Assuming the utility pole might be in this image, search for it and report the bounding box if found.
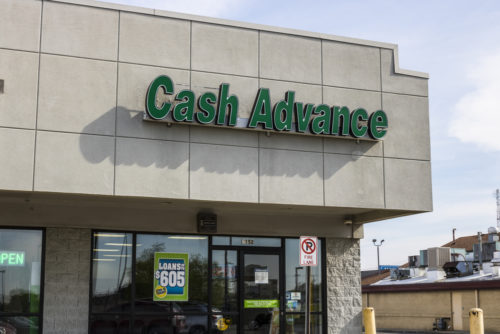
[295,267,303,290]
[478,232,483,270]
[496,189,499,228]
[372,239,385,274]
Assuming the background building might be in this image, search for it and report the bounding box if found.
[362,227,500,332]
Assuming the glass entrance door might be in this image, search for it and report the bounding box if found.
[210,248,282,334]
[241,252,281,334]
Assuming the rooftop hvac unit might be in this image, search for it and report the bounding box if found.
[419,249,428,267]
[488,234,499,242]
[473,243,483,262]
[390,268,411,280]
[428,247,451,270]
[443,261,474,278]
[474,242,500,262]
[408,255,420,268]
[450,248,467,261]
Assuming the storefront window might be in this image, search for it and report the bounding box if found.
[135,234,208,305]
[285,238,322,334]
[211,250,237,312]
[91,232,209,333]
[285,314,322,334]
[90,232,324,334]
[91,232,133,313]
[0,228,43,334]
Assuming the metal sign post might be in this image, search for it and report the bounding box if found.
[300,236,318,334]
[305,266,311,334]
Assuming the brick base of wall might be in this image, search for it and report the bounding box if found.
[326,238,362,334]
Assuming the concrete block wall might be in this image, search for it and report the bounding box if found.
[363,288,500,332]
[43,228,90,334]
[0,0,432,213]
[326,238,362,334]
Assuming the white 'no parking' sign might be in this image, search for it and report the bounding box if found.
[300,236,318,266]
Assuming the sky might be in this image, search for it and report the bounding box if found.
[100,0,500,270]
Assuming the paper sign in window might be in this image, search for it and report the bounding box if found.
[254,268,268,284]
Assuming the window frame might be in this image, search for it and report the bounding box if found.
[89,229,327,334]
[0,226,45,334]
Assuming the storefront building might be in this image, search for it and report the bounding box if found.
[0,0,431,333]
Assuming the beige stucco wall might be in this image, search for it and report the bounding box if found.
[0,0,431,228]
[366,291,452,330]
[479,289,500,332]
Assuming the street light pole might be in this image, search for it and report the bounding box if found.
[372,239,385,274]
[295,267,303,290]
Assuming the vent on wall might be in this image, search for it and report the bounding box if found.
[0,79,4,94]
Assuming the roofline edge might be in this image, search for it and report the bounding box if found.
[43,0,430,79]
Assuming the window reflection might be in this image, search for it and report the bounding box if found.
[285,239,322,312]
[135,234,208,305]
[91,232,133,313]
[285,313,321,334]
[89,314,130,334]
[0,229,42,314]
[0,316,39,334]
[211,250,237,312]
[0,229,43,334]
[89,234,324,334]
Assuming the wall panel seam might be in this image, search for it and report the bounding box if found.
[0,125,37,132]
[113,11,121,196]
[257,30,261,204]
[0,47,39,55]
[382,90,429,98]
[321,40,325,206]
[32,0,45,192]
[380,48,386,209]
[25,128,392,157]
[188,20,192,200]
[24,51,426,97]
[37,51,123,64]
[384,156,431,163]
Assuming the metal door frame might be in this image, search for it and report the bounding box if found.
[209,243,284,334]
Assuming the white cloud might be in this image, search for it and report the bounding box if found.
[449,49,500,151]
[99,0,246,17]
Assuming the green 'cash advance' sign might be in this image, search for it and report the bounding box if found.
[0,251,25,266]
[144,75,388,140]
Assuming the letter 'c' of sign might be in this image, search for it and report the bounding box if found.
[146,75,174,120]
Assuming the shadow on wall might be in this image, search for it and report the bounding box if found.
[79,107,186,170]
[79,107,377,178]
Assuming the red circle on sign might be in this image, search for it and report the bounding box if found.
[301,238,316,254]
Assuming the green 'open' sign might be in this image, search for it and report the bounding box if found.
[0,251,25,266]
